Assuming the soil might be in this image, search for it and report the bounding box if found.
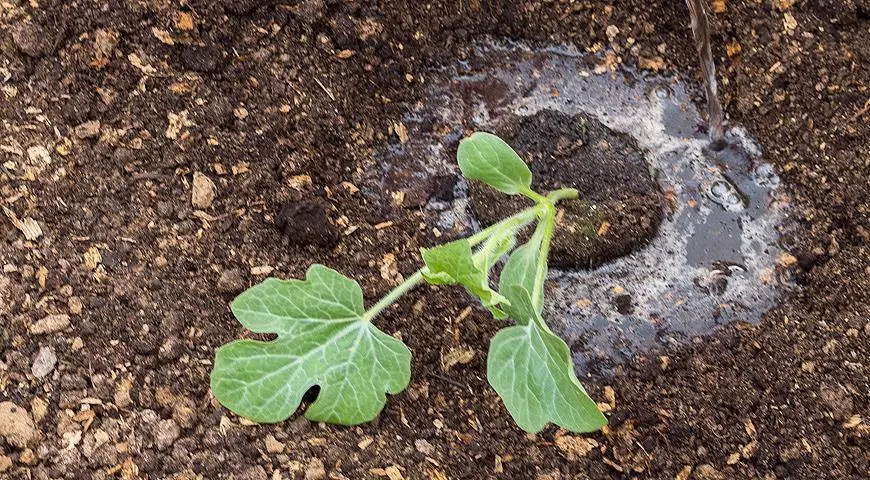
[468,109,663,268]
[0,1,867,479]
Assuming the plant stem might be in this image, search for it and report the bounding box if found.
[363,189,578,323]
[531,203,556,310]
[547,187,579,202]
[362,270,425,322]
[363,205,540,322]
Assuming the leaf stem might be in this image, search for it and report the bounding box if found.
[531,203,556,311]
[363,270,426,322]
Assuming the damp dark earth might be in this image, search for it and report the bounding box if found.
[384,42,795,370]
[1,1,868,480]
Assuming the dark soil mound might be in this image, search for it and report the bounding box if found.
[469,109,663,268]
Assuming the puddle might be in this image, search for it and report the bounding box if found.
[380,41,792,372]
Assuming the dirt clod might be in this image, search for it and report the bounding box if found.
[154,419,181,451]
[217,268,246,293]
[304,458,326,480]
[0,402,39,449]
[29,314,71,335]
[12,20,49,58]
[180,45,225,73]
[276,200,339,248]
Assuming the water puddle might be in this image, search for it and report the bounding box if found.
[381,41,792,372]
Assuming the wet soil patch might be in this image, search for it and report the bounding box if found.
[468,109,663,268]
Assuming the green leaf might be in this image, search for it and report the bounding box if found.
[498,228,544,320]
[487,286,607,433]
[210,265,411,425]
[420,239,509,317]
[458,132,533,195]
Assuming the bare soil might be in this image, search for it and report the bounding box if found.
[1,1,867,479]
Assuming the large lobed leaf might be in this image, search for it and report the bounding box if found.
[458,132,533,195]
[488,286,607,433]
[210,265,411,425]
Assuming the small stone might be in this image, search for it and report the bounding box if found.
[216,268,246,293]
[154,419,180,451]
[158,336,184,362]
[414,439,435,456]
[264,434,284,454]
[74,120,101,139]
[18,448,36,465]
[12,20,49,58]
[554,435,598,461]
[693,464,725,480]
[29,397,48,423]
[83,246,102,271]
[29,314,71,335]
[304,458,326,480]
[180,45,224,73]
[31,346,57,378]
[68,296,84,315]
[27,145,51,165]
[0,455,11,472]
[191,172,217,209]
[171,399,197,429]
[114,376,133,409]
[0,402,39,448]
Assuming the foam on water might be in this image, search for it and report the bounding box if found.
[384,41,792,371]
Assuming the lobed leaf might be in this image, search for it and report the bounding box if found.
[420,239,509,318]
[457,132,533,195]
[210,265,411,425]
[487,286,607,433]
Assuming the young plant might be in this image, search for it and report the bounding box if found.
[210,132,608,433]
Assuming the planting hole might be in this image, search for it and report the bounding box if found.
[380,41,792,372]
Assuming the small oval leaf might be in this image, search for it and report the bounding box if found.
[458,132,533,195]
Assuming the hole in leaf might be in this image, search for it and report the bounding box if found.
[302,385,320,403]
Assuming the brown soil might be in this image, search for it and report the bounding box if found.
[469,109,663,268]
[1,1,867,479]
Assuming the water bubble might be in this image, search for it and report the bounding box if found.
[753,163,781,188]
[707,178,747,211]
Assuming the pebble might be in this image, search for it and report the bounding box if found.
[414,439,435,456]
[216,268,246,293]
[264,434,284,454]
[12,20,49,58]
[693,464,725,480]
[29,314,71,335]
[0,401,39,448]
[158,336,184,362]
[304,458,326,480]
[74,120,101,139]
[154,419,180,451]
[180,45,224,73]
[191,172,217,209]
[31,346,57,378]
[29,397,48,423]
